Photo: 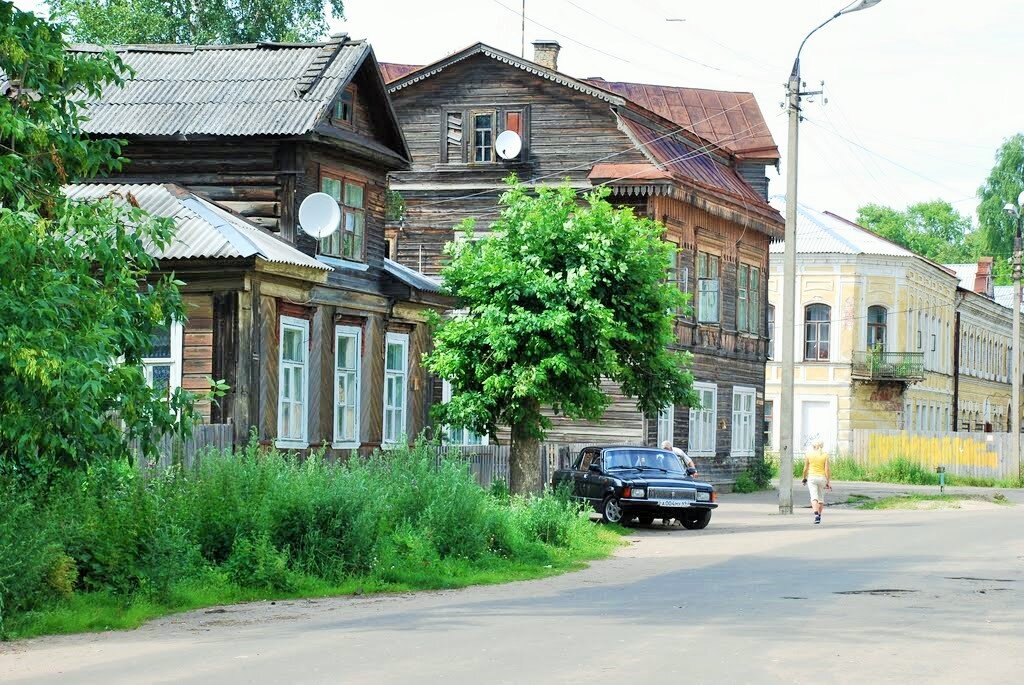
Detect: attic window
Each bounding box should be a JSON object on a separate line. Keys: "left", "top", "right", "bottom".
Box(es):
{"left": 442, "top": 105, "right": 529, "bottom": 164}
{"left": 333, "top": 86, "right": 355, "bottom": 126}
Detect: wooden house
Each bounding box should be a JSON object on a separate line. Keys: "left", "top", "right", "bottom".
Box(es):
{"left": 71, "top": 37, "right": 450, "bottom": 454}
{"left": 381, "top": 41, "right": 784, "bottom": 480}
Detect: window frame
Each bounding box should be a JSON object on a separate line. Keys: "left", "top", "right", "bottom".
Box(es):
{"left": 331, "top": 85, "right": 356, "bottom": 127}
{"left": 142, "top": 320, "right": 183, "bottom": 398}
{"left": 731, "top": 386, "right": 756, "bottom": 457}
{"left": 697, "top": 252, "right": 720, "bottom": 325}
{"left": 276, "top": 316, "right": 309, "bottom": 449}
{"left": 804, "top": 303, "right": 831, "bottom": 361}
{"left": 766, "top": 304, "right": 776, "bottom": 359}
{"left": 657, "top": 405, "right": 675, "bottom": 446}
{"left": 382, "top": 332, "right": 410, "bottom": 446}
{"left": 319, "top": 170, "right": 366, "bottom": 263}
{"left": 441, "top": 380, "right": 487, "bottom": 446}
{"left": 688, "top": 382, "right": 718, "bottom": 456}
{"left": 442, "top": 105, "right": 530, "bottom": 164}
{"left": 333, "top": 324, "right": 362, "bottom": 449}
{"left": 866, "top": 305, "right": 887, "bottom": 352}
{"left": 470, "top": 110, "right": 496, "bottom": 164}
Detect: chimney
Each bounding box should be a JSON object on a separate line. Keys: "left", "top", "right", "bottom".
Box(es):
{"left": 974, "top": 257, "right": 994, "bottom": 298}
{"left": 532, "top": 39, "right": 561, "bottom": 71}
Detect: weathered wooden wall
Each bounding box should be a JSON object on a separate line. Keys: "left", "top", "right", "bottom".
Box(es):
{"left": 182, "top": 293, "right": 214, "bottom": 420}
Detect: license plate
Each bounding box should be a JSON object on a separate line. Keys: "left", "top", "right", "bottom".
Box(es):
{"left": 657, "top": 500, "right": 690, "bottom": 508}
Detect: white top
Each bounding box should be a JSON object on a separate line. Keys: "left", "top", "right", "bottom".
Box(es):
{"left": 671, "top": 446, "right": 695, "bottom": 468}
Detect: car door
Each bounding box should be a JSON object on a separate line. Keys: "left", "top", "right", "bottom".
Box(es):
{"left": 572, "top": 450, "right": 599, "bottom": 501}
{"left": 583, "top": 452, "right": 610, "bottom": 503}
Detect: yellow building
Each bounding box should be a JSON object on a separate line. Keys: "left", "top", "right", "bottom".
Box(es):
{"left": 765, "top": 204, "right": 960, "bottom": 454}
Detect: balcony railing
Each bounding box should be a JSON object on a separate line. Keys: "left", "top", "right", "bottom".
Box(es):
{"left": 851, "top": 351, "right": 925, "bottom": 382}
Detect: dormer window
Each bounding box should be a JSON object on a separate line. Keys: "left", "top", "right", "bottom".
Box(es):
{"left": 333, "top": 86, "right": 355, "bottom": 126}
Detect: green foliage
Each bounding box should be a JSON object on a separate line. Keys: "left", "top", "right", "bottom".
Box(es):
{"left": 0, "top": 440, "right": 617, "bottom": 640}
{"left": 426, "top": 180, "right": 697, "bottom": 491}
{"left": 977, "top": 133, "right": 1024, "bottom": 276}
{"left": 49, "top": 0, "right": 345, "bottom": 44}
{"left": 856, "top": 200, "right": 980, "bottom": 263}
{"left": 0, "top": 3, "right": 205, "bottom": 478}
{"left": 732, "top": 471, "right": 757, "bottom": 494}
{"left": 1, "top": 1, "right": 128, "bottom": 211}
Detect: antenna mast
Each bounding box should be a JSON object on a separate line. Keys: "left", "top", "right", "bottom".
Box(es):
{"left": 521, "top": 1, "right": 525, "bottom": 57}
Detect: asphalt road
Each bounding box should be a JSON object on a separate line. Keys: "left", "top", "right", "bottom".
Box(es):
{"left": 3, "top": 483, "right": 1024, "bottom": 684}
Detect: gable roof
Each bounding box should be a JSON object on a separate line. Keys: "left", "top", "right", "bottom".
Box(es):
{"left": 581, "top": 78, "right": 778, "bottom": 160}
{"left": 384, "top": 43, "right": 626, "bottom": 106}
{"left": 69, "top": 37, "right": 408, "bottom": 159}
{"left": 64, "top": 183, "right": 329, "bottom": 275}
{"left": 769, "top": 202, "right": 955, "bottom": 278}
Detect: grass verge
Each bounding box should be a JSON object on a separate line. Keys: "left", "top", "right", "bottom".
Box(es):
{"left": 857, "top": 493, "right": 1012, "bottom": 510}
{"left": 1, "top": 440, "right": 626, "bottom": 641}
{"left": 768, "top": 453, "right": 1024, "bottom": 489}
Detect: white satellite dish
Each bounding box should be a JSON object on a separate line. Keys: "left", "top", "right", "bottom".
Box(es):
{"left": 495, "top": 130, "right": 522, "bottom": 160}
{"left": 298, "top": 192, "right": 341, "bottom": 239}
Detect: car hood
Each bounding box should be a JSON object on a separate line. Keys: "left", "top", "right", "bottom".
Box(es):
{"left": 614, "top": 471, "right": 713, "bottom": 491}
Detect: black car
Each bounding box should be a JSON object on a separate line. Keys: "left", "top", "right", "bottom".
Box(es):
{"left": 551, "top": 446, "right": 717, "bottom": 529}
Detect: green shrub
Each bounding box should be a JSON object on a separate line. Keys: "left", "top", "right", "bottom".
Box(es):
{"left": 0, "top": 484, "right": 61, "bottom": 636}
{"left": 733, "top": 472, "right": 757, "bottom": 493}
{"left": 873, "top": 458, "right": 937, "bottom": 485}
{"left": 829, "top": 457, "right": 869, "bottom": 482}
{"left": 224, "top": 534, "right": 295, "bottom": 592}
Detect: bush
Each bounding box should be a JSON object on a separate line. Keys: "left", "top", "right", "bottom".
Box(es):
{"left": 733, "top": 472, "right": 758, "bottom": 493}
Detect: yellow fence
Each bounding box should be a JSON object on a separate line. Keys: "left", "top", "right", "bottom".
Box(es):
{"left": 852, "top": 430, "right": 1019, "bottom": 480}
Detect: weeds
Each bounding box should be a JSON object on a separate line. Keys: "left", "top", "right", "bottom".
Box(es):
{"left": 0, "top": 439, "right": 621, "bottom": 640}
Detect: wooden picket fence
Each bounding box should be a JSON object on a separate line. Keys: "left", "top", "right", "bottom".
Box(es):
{"left": 851, "top": 429, "right": 1022, "bottom": 480}
{"left": 130, "top": 424, "right": 235, "bottom": 471}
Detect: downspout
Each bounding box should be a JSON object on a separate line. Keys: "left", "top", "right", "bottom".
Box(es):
{"left": 952, "top": 293, "right": 963, "bottom": 431}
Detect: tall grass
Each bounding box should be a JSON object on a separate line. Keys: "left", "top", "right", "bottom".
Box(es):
{"left": 766, "top": 452, "right": 1023, "bottom": 488}
{"left": 0, "top": 440, "right": 619, "bottom": 640}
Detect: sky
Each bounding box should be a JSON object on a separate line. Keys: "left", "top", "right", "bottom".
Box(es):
{"left": 17, "top": 0, "right": 1024, "bottom": 224}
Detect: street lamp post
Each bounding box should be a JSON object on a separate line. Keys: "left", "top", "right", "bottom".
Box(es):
{"left": 1002, "top": 191, "right": 1024, "bottom": 477}
{"left": 779, "top": 0, "right": 883, "bottom": 514}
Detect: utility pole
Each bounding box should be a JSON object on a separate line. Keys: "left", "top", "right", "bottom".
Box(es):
{"left": 521, "top": 1, "right": 526, "bottom": 58}
{"left": 1004, "top": 194, "right": 1024, "bottom": 476}
{"left": 778, "top": 0, "right": 882, "bottom": 514}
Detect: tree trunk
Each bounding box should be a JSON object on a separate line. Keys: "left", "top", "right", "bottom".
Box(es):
{"left": 509, "top": 414, "right": 541, "bottom": 496}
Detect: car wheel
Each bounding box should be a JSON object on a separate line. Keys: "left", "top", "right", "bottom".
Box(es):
{"left": 681, "top": 510, "right": 712, "bottom": 530}
{"left": 601, "top": 496, "right": 624, "bottom": 524}
{"left": 637, "top": 514, "right": 655, "bottom": 525}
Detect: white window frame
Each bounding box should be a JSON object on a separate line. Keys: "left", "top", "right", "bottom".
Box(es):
{"left": 382, "top": 332, "right": 409, "bottom": 446}
{"left": 142, "top": 320, "right": 184, "bottom": 396}
{"left": 276, "top": 316, "right": 309, "bottom": 449}
{"left": 333, "top": 324, "right": 362, "bottom": 449}
{"left": 657, "top": 405, "right": 674, "bottom": 446}
{"left": 441, "top": 380, "right": 487, "bottom": 445}
{"left": 731, "top": 386, "right": 756, "bottom": 456}
{"left": 688, "top": 382, "right": 718, "bottom": 456}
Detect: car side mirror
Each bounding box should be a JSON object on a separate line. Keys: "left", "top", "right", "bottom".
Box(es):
{"left": 588, "top": 463, "right": 601, "bottom": 473}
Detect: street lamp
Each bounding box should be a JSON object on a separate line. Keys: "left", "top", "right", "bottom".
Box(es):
{"left": 1002, "top": 190, "right": 1024, "bottom": 477}
{"left": 779, "top": 0, "right": 883, "bottom": 514}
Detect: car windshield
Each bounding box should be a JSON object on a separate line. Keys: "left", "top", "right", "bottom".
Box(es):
{"left": 603, "top": 449, "right": 686, "bottom": 474}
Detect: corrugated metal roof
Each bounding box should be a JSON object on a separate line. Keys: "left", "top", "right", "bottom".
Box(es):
{"left": 379, "top": 62, "right": 420, "bottom": 83}
{"left": 72, "top": 39, "right": 369, "bottom": 137}
{"left": 768, "top": 201, "right": 923, "bottom": 257}
{"left": 583, "top": 78, "right": 779, "bottom": 160}
{"left": 64, "top": 183, "right": 329, "bottom": 272}
{"left": 384, "top": 257, "right": 441, "bottom": 293}
{"left": 993, "top": 286, "right": 1023, "bottom": 312}
{"left": 945, "top": 263, "right": 979, "bottom": 291}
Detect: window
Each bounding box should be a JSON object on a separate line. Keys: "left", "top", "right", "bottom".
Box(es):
{"left": 688, "top": 383, "right": 717, "bottom": 455}
{"left": 764, "top": 399, "right": 774, "bottom": 448}
{"left": 382, "top": 332, "right": 409, "bottom": 445}
{"left": 731, "top": 387, "right": 756, "bottom": 456}
{"left": 334, "top": 325, "right": 361, "bottom": 448}
{"left": 804, "top": 304, "right": 831, "bottom": 361}
{"left": 657, "top": 405, "right": 674, "bottom": 445}
{"left": 143, "top": 321, "right": 183, "bottom": 398}
{"left": 277, "top": 316, "right": 309, "bottom": 448}
{"left": 471, "top": 112, "right": 494, "bottom": 162}
{"left": 320, "top": 174, "right": 365, "bottom": 262}
{"left": 867, "top": 305, "right": 887, "bottom": 351}
{"left": 442, "top": 380, "right": 486, "bottom": 445}
{"left": 737, "top": 264, "right": 760, "bottom": 333}
{"left": 767, "top": 305, "right": 775, "bottom": 359}
{"left": 332, "top": 86, "right": 354, "bottom": 125}
{"left": 697, "top": 252, "right": 720, "bottom": 324}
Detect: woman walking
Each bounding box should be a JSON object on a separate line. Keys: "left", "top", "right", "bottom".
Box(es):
{"left": 801, "top": 440, "right": 831, "bottom": 524}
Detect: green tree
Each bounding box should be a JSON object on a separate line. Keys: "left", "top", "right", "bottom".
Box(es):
{"left": 977, "top": 133, "right": 1024, "bottom": 277}
{"left": 49, "top": 0, "right": 345, "bottom": 44}
{"left": 425, "top": 181, "right": 698, "bottom": 495}
{"left": 1, "top": 1, "right": 201, "bottom": 478}
{"left": 856, "top": 200, "right": 980, "bottom": 264}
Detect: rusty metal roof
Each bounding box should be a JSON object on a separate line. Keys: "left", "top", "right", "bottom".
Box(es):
{"left": 614, "top": 116, "right": 779, "bottom": 226}
{"left": 64, "top": 183, "right": 328, "bottom": 273}
{"left": 70, "top": 38, "right": 368, "bottom": 137}
{"left": 379, "top": 62, "right": 421, "bottom": 83}
{"left": 583, "top": 78, "right": 778, "bottom": 160}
